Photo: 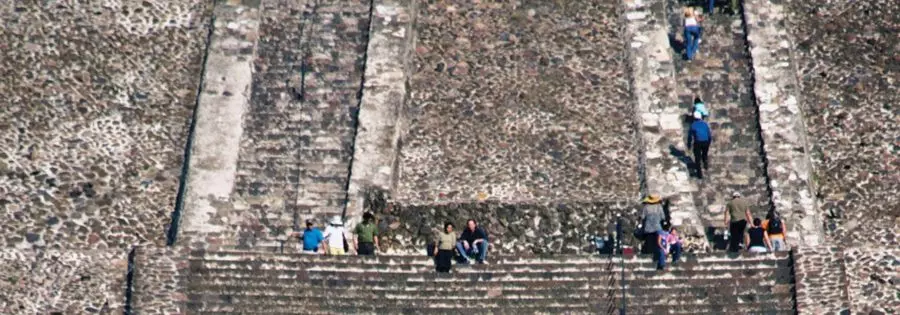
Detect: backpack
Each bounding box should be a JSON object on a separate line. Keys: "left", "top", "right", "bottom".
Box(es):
{"left": 768, "top": 218, "right": 783, "bottom": 234}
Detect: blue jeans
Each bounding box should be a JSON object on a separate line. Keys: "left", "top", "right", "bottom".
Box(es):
{"left": 684, "top": 26, "right": 702, "bottom": 60}
{"left": 456, "top": 240, "right": 488, "bottom": 263}
{"left": 708, "top": 0, "right": 715, "bottom": 14}
{"left": 657, "top": 243, "right": 683, "bottom": 269}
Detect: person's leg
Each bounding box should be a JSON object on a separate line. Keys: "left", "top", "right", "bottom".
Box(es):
{"left": 731, "top": 0, "right": 740, "bottom": 14}
{"left": 657, "top": 247, "right": 666, "bottom": 270}
{"left": 728, "top": 221, "right": 741, "bottom": 252}
{"left": 700, "top": 141, "right": 710, "bottom": 170}
{"left": 708, "top": 0, "right": 715, "bottom": 14}
{"left": 771, "top": 238, "right": 784, "bottom": 251}
{"left": 692, "top": 142, "right": 704, "bottom": 178}
{"left": 455, "top": 242, "right": 471, "bottom": 263}
{"left": 477, "top": 241, "right": 489, "bottom": 262}
{"left": 671, "top": 243, "right": 682, "bottom": 265}
{"left": 683, "top": 29, "right": 693, "bottom": 59}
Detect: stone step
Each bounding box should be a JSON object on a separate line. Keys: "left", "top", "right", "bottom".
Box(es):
{"left": 193, "top": 250, "right": 790, "bottom": 264}
{"left": 191, "top": 303, "right": 600, "bottom": 315}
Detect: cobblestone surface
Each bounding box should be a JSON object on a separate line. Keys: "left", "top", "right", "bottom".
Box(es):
{"left": 784, "top": 0, "right": 900, "bottom": 247}
{"left": 397, "top": 0, "right": 639, "bottom": 204}
{"left": 0, "top": 1, "right": 211, "bottom": 249}
{"left": 375, "top": 200, "right": 638, "bottom": 254}
{"left": 794, "top": 246, "right": 900, "bottom": 314}
{"left": 0, "top": 249, "right": 127, "bottom": 314}
{"left": 665, "top": 2, "right": 771, "bottom": 225}
{"left": 226, "top": 0, "right": 371, "bottom": 246}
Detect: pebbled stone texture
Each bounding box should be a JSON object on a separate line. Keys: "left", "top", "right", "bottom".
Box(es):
{"left": 743, "top": 0, "right": 823, "bottom": 247}
{"left": 794, "top": 246, "right": 900, "bottom": 314}
{"left": 664, "top": 2, "right": 771, "bottom": 227}
{"left": 0, "top": 1, "right": 212, "bottom": 249}
{"left": 397, "top": 0, "right": 639, "bottom": 204}
{"left": 374, "top": 200, "right": 639, "bottom": 254}
{"left": 784, "top": 0, "right": 899, "bottom": 248}
{"left": 843, "top": 247, "right": 900, "bottom": 313}
{"left": 226, "top": 0, "right": 371, "bottom": 247}
{"left": 620, "top": 0, "right": 706, "bottom": 244}
{"left": 0, "top": 249, "right": 127, "bottom": 314}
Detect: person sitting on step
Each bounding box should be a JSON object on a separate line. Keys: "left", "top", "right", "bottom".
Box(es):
{"left": 745, "top": 218, "right": 772, "bottom": 253}
{"left": 456, "top": 219, "right": 489, "bottom": 264}
{"left": 656, "top": 224, "right": 684, "bottom": 270}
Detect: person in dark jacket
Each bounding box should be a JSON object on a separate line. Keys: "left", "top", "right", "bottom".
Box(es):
{"left": 688, "top": 111, "right": 712, "bottom": 179}
{"left": 433, "top": 222, "right": 457, "bottom": 273}
{"left": 456, "top": 219, "right": 489, "bottom": 264}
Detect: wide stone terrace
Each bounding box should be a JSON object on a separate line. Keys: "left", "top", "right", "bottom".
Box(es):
{"left": 397, "top": 0, "right": 639, "bottom": 204}
{"left": 0, "top": 1, "right": 211, "bottom": 249}
{"left": 784, "top": 0, "right": 900, "bottom": 246}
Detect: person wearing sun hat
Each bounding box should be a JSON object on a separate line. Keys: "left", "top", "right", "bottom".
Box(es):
{"left": 640, "top": 194, "right": 665, "bottom": 254}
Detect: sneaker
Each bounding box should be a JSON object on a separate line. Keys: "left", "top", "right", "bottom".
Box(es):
{"left": 478, "top": 260, "right": 489, "bottom": 265}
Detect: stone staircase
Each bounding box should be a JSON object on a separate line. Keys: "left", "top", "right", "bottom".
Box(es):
{"left": 664, "top": 1, "right": 771, "bottom": 225}
{"left": 225, "top": 0, "right": 371, "bottom": 242}
{"left": 173, "top": 250, "right": 794, "bottom": 314}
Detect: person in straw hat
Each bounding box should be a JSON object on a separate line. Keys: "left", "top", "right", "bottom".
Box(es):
{"left": 640, "top": 194, "right": 665, "bottom": 254}
{"left": 323, "top": 215, "right": 349, "bottom": 256}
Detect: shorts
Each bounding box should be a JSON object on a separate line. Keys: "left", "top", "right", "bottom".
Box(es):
{"left": 328, "top": 247, "right": 346, "bottom": 255}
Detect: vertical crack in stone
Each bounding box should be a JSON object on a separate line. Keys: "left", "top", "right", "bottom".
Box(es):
{"left": 123, "top": 246, "right": 136, "bottom": 315}
{"left": 341, "top": 0, "right": 376, "bottom": 219}
{"left": 167, "top": 2, "right": 218, "bottom": 246}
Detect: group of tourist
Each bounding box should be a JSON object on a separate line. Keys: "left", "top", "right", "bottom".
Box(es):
{"left": 297, "top": 212, "right": 380, "bottom": 256}
{"left": 640, "top": 192, "right": 790, "bottom": 270}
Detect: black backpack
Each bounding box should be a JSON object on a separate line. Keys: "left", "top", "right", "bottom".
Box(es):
{"left": 768, "top": 217, "right": 783, "bottom": 234}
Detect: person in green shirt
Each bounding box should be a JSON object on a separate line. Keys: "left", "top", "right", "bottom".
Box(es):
{"left": 724, "top": 192, "right": 753, "bottom": 252}
{"left": 354, "top": 212, "right": 379, "bottom": 256}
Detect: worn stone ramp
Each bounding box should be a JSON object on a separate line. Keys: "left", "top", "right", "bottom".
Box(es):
{"left": 171, "top": 250, "right": 794, "bottom": 314}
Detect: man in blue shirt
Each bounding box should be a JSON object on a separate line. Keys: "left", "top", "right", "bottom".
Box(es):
{"left": 301, "top": 220, "right": 325, "bottom": 253}
{"left": 688, "top": 112, "right": 712, "bottom": 179}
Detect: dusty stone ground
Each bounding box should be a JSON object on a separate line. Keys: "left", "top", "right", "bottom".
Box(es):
{"left": 397, "top": 0, "right": 638, "bottom": 204}
{"left": 784, "top": 0, "right": 900, "bottom": 247}
{"left": 0, "top": 249, "right": 128, "bottom": 314}
{"left": 0, "top": 1, "right": 212, "bottom": 249}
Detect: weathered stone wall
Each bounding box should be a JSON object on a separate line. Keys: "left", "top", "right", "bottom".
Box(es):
{"left": 793, "top": 246, "right": 899, "bottom": 314}
{"left": 793, "top": 246, "right": 851, "bottom": 313}
{"left": 397, "top": 0, "right": 639, "bottom": 204}
{"left": 131, "top": 246, "right": 191, "bottom": 314}
{"left": 843, "top": 247, "right": 900, "bottom": 313}
{"left": 0, "top": 249, "right": 127, "bottom": 314}
{"left": 784, "top": 0, "right": 899, "bottom": 247}
{"left": 0, "top": 0, "right": 212, "bottom": 249}
{"left": 375, "top": 200, "right": 638, "bottom": 254}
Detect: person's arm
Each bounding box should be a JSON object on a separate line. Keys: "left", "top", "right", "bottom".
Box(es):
{"left": 353, "top": 225, "right": 360, "bottom": 250}
{"left": 687, "top": 125, "right": 695, "bottom": 148}
{"left": 459, "top": 231, "right": 470, "bottom": 249}
{"left": 783, "top": 221, "right": 788, "bottom": 243}
{"left": 373, "top": 226, "right": 380, "bottom": 250}
{"left": 724, "top": 206, "right": 730, "bottom": 228}
{"left": 764, "top": 233, "right": 772, "bottom": 251}
{"left": 473, "top": 229, "right": 487, "bottom": 245}
{"left": 745, "top": 209, "right": 753, "bottom": 227}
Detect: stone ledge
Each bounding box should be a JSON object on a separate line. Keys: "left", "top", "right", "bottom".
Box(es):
{"left": 0, "top": 249, "right": 128, "bottom": 314}
{"left": 743, "top": 0, "right": 822, "bottom": 246}
{"left": 345, "top": 0, "right": 416, "bottom": 229}
{"left": 620, "top": 0, "right": 704, "bottom": 237}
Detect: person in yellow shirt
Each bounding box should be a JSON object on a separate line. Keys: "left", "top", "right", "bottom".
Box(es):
{"left": 762, "top": 211, "right": 788, "bottom": 251}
